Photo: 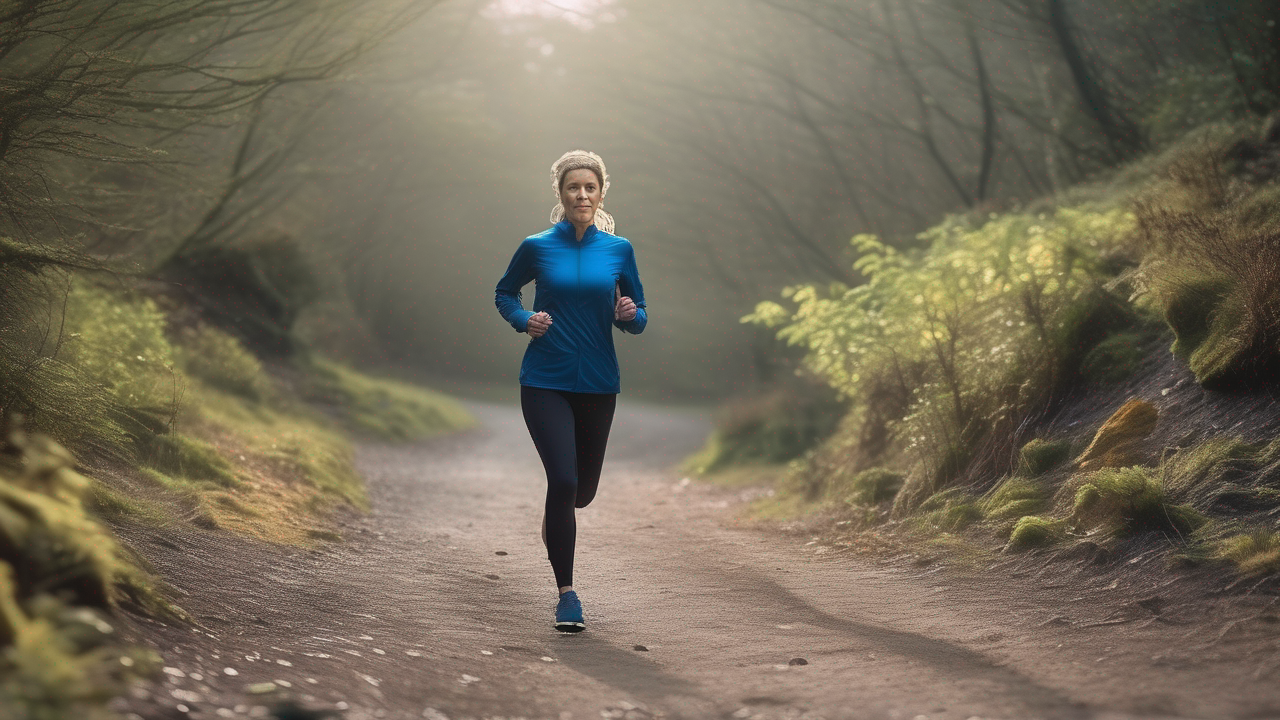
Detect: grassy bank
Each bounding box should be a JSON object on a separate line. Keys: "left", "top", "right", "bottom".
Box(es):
{"left": 695, "top": 117, "right": 1280, "bottom": 585}
{"left": 0, "top": 270, "right": 475, "bottom": 716}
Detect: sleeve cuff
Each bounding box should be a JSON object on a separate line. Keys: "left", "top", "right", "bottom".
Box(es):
{"left": 512, "top": 310, "right": 534, "bottom": 333}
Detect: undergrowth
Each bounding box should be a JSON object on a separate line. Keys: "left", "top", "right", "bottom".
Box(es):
{"left": 684, "top": 375, "right": 846, "bottom": 474}
{"left": 0, "top": 420, "right": 170, "bottom": 718}
{"left": 724, "top": 118, "right": 1280, "bottom": 581}
{"left": 301, "top": 355, "right": 475, "bottom": 442}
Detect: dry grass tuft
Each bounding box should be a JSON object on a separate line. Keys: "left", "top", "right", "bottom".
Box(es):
{"left": 1073, "top": 399, "right": 1158, "bottom": 472}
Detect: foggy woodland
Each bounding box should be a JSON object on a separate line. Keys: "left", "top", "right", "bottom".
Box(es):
{"left": 7, "top": 2, "right": 1280, "bottom": 718}
{"left": 9, "top": 0, "right": 1275, "bottom": 400}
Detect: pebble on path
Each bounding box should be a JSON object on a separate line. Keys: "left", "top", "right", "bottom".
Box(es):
{"left": 633, "top": 645, "right": 649, "bottom": 652}
{"left": 788, "top": 657, "right": 808, "bottom": 666}
{"left": 495, "top": 551, "right": 508, "bottom": 556}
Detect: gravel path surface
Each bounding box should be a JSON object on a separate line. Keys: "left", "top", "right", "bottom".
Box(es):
{"left": 113, "top": 399, "right": 1280, "bottom": 720}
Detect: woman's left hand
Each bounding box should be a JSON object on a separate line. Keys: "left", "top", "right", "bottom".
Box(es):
{"left": 615, "top": 295, "right": 637, "bottom": 322}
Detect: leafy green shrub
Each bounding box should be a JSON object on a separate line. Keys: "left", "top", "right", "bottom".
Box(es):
{"left": 1070, "top": 466, "right": 1206, "bottom": 537}
{"left": 1017, "top": 439, "right": 1071, "bottom": 476}
{"left": 1006, "top": 515, "right": 1063, "bottom": 550}
{"left": 174, "top": 325, "right": 269, "bottom": 400}
{"left": 62, "top": 282, "right": 176, "bottom": 411}
{"left": 744, "top": 206, "right": 1138, "bottom": 500}
{"left": 686, "top": 377, "right": 847, "bottom": 474}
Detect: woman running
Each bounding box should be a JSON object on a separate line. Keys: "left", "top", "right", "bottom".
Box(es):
{"left": 493, "top": 149, "right": 648, "bottom": 633}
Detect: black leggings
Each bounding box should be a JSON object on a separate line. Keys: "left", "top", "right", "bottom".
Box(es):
{"left": 520, "top": 385, "right": 618, "bottom": 589}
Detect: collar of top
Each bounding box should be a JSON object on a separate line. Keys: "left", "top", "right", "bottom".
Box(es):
{"left": 555, "top": 219, "right": 599, "bottom": 243}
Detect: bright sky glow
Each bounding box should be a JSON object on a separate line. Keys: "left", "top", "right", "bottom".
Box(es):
{"left": 483, "top": 0, "right": 619, "bottom": 30}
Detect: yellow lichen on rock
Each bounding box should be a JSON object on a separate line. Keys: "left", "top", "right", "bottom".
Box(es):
{"left": 1074, "top": 399, "right": 1159, "bottom": 472}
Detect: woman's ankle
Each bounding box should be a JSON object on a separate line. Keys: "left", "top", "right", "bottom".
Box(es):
{"left": 558, "top": 585, "right": 574, "bottom": 595}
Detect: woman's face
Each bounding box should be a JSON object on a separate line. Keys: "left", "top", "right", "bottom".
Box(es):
{"left": 560, "top": 168, "right": 602, "bottom": 226}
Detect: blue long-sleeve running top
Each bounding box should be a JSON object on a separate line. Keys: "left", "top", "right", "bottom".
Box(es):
{"left": 495, "top": 220, "right": 648, "bottom": 394}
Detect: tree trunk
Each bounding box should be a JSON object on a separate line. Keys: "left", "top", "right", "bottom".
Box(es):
{"left": 1045, "top": 0, "right": 1144, "bottom": 160}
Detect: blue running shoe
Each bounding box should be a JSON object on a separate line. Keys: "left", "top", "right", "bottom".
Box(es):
{"left": 554, "top": 591, "right": 585, "bottom": 633}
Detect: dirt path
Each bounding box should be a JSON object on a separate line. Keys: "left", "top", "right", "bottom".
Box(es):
{"left": 114, "top": 399, "right": 1280, "bottom": 720}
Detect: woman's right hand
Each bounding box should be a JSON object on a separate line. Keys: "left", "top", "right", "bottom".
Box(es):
{"left": 527, "top": 311, "right": 552, "bottom": 338}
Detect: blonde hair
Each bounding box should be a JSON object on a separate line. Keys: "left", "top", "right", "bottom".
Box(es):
{"left": 549, "top": 149, "right": 615, "bottom": 234}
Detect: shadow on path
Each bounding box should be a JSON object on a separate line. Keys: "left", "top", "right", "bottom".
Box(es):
{"left": 741, "top": 571, "right": 1091, "bottom": 719}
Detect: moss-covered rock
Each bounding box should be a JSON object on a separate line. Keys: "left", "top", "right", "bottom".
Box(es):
{"left": 1185, "top": 291, "right": 1271, "bottom": 389}
{"left": 1074, "top": 399, "right": 1159, "bottom": 472}
{"left": 1164, "top": 276, "right": 1233, "bottom": 360}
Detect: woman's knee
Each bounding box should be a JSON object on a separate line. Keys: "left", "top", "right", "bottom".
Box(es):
{"left": 574, "top": 484, "right": 598, "bottom": 508}
{"left": 546, "top": 474, "right": 578, "bottom": 504}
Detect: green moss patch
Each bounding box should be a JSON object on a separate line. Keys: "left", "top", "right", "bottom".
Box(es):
{"left": 1006, "top": 516, "right": 1063, "bottom": 550}
{"left": 0, "top": 421, "right": 178, "bottom": 718}
{"left": 1217, "top": 529, "right": 1280, "bottom": 577}
{"left": 1186, "top": 292, "right": 1258, "bottom": 388}
{"left": 86, "top": 483, "right": 169, "bottom": 527}
{"left": 1069, "top": 466, "right": 1206, "bottom": 537}
{"left": 141, "top": 434, "right": 240, "bottom": 488}
{"left": 1017, "top": 439, "right": 1071, "bottom": 477}
{"left": 1164, "top": 276, "right": 1233, "bottom": 360}
{"left": 174, "top": 325, "right": 270, "bottom": 400}
{"left": 302, "top": 356, "right": 475, "bottom": 442}
{"left": 983, "top": 477, "right": 1049, "bottom": 524}
{"left": 911, "top": 489, "right": 984, "bottom": 532}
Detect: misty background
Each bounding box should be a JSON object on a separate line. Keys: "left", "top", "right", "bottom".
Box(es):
{"left": 11, "top": 0, "right": 1273, "bottom": 401}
